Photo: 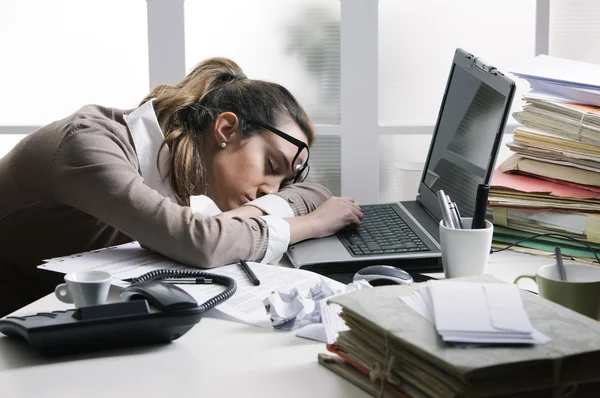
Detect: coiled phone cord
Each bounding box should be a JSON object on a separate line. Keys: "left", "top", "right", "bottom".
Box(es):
{"left": 130, "top": 269, "right": 237, "bottom": 311}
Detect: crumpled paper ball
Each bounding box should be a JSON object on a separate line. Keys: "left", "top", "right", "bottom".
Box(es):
{"left": 263, "top": 278, "right": 372, "bottom": 331}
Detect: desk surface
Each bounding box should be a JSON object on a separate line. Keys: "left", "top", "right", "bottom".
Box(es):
{"left": 0, "top": 251, "right": 550, "bottom": 398}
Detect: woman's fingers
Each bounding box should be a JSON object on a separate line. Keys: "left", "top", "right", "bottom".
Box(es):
{"left": 352, "top": 206, "right": 363, "bottom": 220}
{"left": 343, "top": 204, "right": 362, "bottom": 226}
{"left": 347, "top": 201, "right": 363, "bottom": 220}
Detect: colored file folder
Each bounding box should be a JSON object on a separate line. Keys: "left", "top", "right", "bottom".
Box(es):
{"left": 500, "top": 154, "right": 600, "bottom": 188}
{"left": 489, "top": 166, "right": 600, "bottom": 210}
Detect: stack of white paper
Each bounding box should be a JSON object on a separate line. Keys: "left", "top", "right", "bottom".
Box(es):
{"left": 400, "top": 281, "right": 550, "bottom": 345}
{"left": 510, "top": 54, "right": 600, "bottom": 107}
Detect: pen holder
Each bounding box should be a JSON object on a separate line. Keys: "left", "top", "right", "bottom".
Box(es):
{"left": 439, "top": 217, "right": 493, "bottom": 279}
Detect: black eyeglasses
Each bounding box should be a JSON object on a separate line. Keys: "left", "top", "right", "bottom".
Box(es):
{"left": 244, "top": 119, "right": 310, "bottom": 183}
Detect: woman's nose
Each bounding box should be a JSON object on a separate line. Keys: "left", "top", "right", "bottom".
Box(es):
{"left": 257, "top": 182, "right": 278, "bottom": 198}
{"left": 257, "top": 186, "right": 272, "bottom": 198}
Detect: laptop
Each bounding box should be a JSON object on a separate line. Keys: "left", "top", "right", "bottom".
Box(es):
{"left": 287, "top": 48, "right": 516, "bottom": 276}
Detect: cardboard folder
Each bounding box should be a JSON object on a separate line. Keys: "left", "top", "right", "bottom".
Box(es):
{"left": 320, "top": 275, "right": 600, "bottom": 398}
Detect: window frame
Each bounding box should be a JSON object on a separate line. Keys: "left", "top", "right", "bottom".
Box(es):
{"left": 0, "top": 0, "right": 551, "bottom": 203}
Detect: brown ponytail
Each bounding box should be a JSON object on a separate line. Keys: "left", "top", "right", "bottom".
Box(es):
{"left": 140, "top": 57, "right": 314, "bottom": 206}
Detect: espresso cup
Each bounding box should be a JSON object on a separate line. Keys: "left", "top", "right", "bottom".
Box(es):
{"left": 439, "top": 217, "right": 493, "bottom": 279}
{"left": 514, "top": 261, "right": 600, "bottom": 320}
{"left": 55, "top": 270, "right": 112, "bottom": 308}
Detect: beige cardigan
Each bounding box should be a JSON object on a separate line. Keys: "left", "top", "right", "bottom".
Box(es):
{"left": 0, "top": 105, "right": 331, "bottom": 315}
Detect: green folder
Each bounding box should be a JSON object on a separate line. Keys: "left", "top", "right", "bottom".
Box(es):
{"left": 493, "top": 225, "right": 600, "bottom": 262}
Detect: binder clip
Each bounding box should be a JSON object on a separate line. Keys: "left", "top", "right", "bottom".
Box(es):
{"left": 466, "top": 55, "right": 500, "bottom": 76}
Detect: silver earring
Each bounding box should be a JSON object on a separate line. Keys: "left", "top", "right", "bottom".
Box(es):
{"left": 220, "top": 142, "right": 227, "bottom": 149}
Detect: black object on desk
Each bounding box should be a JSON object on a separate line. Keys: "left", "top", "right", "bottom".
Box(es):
{"left": 239, "top": 260, "right": 260, "bottom": 285}
{"left": 0, "top": 270, "right": 237, "bottom": 356}
{"left": 0, "top": 291, "right": 204, "bottom": 356}
{"left": 472, "top": 183, "right": 490, "bottom": 229}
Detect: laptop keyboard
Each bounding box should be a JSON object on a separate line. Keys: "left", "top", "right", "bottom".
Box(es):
{"left": 339, "top": 205, "right": 429, "bottom": 257}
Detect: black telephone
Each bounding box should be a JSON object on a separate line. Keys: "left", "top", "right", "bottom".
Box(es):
{"left": 0, "top": 270, "right": 236, "bottom": 356}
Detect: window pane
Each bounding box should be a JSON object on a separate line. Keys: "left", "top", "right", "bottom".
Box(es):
{"left": 305, "top": 135, "right": 341, "bottom": 196}
{"left": 550, "top": 0, "right": 600, "bottom": 64}
{"left": 379, "top": 0, "right": 536, "bottom": 125}
{"left": 184, "top": 0, "right": 340, "bottom": 125}
{"left": 0, "top": 134, "right": 27, "bottom": 160}
{"left": 0, "top": 0, "right": 148, "bottom": 125}
{"left": 378, "top": 133, "right": 515, "bottom": 203}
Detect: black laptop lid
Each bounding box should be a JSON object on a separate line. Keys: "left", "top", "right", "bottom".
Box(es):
{"left": 417, "top": 48, "right": 516, "bottom": 221}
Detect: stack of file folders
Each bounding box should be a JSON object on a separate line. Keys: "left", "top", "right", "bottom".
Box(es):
{"left": 488, "top": 55, "right": 600, "bottom": 264}
{"left": 319, "top": 275, "right": 600, "bottom": 398}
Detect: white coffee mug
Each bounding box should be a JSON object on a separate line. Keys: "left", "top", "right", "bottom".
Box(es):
{"left": 439, "top": 217, "right": 493, "bottom": 279}
{"left": 55, "top": 270, "right": 112, "bottom": 307}
{"left": 395, "top": 162, "right": 425, "bottom": 201}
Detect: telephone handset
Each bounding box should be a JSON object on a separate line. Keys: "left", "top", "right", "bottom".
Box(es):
{"left": 0, "top": 270, "right": 236, "bottom": 356}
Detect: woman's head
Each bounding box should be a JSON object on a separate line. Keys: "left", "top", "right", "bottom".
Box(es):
{"left": 141, "top": 58, "right": 314, "bottom": 210}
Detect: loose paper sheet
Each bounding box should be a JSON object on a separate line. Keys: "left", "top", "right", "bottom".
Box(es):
{"left": 38, "top": 242, "right": 343, "bottom": 328}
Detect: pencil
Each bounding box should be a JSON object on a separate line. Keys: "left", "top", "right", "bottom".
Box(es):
{"left": 239, "top": 260, "right": 260, "bottom": 286}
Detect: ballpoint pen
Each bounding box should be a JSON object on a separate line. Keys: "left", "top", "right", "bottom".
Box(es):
{"left": 453, "top": 201, "right": 464, "bottom": 229}
{"left": 239, "top": 260, "right": 260, "bottom": 286}
{"left": 446, "top": 195, "right": 463, "bottom": 229}
{"left": 437, "top": 189, "right": 456, "bottom": 229}
{"left": 159, "top": 278, "right": 213, "bottom": 284}
{"left": 121, "top": 277, "right": 213, "bottom": 284}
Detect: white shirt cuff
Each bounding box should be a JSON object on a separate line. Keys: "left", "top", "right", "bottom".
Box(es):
{"left": 189, "top": 195, "right": 222, "bottom": 216}
{"left": 259, "top": 216, "right": 291, "bottom": 264}
{"left": 245, "top": 194, "right": 295, "bottom": 218}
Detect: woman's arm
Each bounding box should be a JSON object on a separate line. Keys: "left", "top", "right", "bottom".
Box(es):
{"left": 228, "top": 181, "right": 333, "bottom": 219}
{"left": 273, "top": 182, "right": 332, "bottom": 216}
{"left": 219, "top": 196, "right": 363, "bottom": 244}
{"left": 51, "top": 123, "right": 271, "bottom": 268}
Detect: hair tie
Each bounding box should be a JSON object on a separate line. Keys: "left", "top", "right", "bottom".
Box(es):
{"left": 234, "top": 72, "right": 247, "bottom": 81}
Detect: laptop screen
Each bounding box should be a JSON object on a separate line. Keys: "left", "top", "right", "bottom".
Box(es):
{"left": 421, "top": 56, "right": 514, "bottom": 217}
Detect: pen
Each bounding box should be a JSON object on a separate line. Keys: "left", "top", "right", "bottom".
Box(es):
{"left": 554, "top": 247, "right": 568, "bottom": 281}
{"left": 121, "top": 277, "right": 214, "bottom": 284}
{"left": 446, "top": 195, "right": 462, "bottom": 229}
{"left": 239, "top": 260, "right": 260, "bottom": 286}
{"left": 448, "top": 198, "right": 464, "bottom": 229}
{"left": 471, "top": 184, "right": 490, "bottom": 229}
{"left": 160, "top": 278, "right": 213, "bottom": 284}
{"left": 437, "top": 189, "right": 456, "bottom": 229}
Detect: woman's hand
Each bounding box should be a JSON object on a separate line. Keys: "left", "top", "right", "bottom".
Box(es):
{"left": 286, "top": 197, "right": 363, "bottom": 244}
{"left": 214, "top": 196, "right": 362, "bottom": 244}
{"left": 307, "top": 197, "right": 363, "bottom": 238}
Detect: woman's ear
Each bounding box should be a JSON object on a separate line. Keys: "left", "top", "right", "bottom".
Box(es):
{"left": 213, "top": 112, "right": 240, "bottom": 147}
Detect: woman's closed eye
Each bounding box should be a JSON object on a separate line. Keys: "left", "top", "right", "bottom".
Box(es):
{"left": 267, "top": 158, "right": 276, "bottom": 174}
{"left": 266, "top": 157, "right": 293, "bottom": 188}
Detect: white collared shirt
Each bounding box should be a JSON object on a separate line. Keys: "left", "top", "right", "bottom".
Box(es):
{"left": 126, "top": 100, "right": 292, "bottom": 264}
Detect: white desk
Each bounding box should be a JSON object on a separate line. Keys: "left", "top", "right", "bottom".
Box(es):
{"left": 0, "top": 251, "right": 551, "bottom": 398}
